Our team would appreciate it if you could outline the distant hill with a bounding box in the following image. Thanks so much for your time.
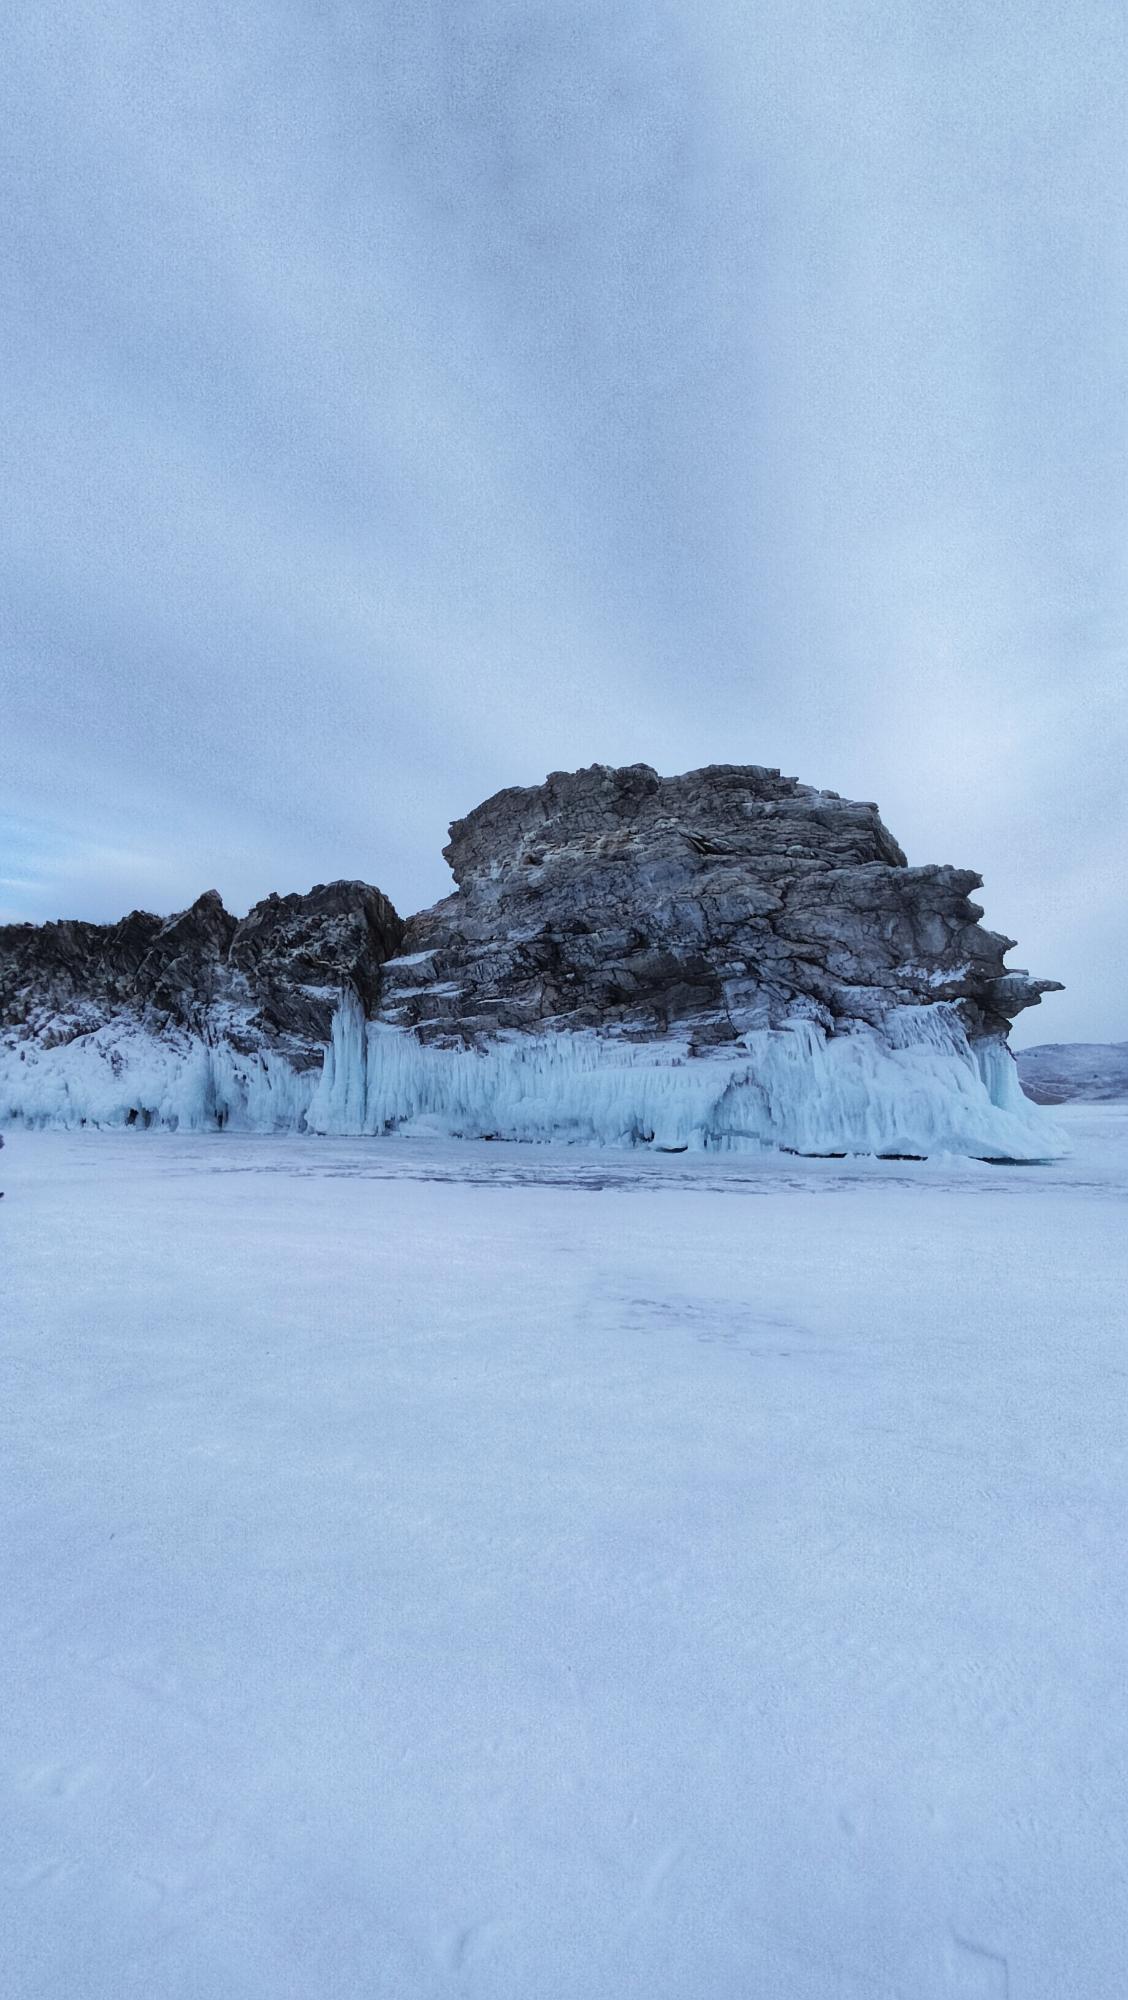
[1017,1043,1128,1104]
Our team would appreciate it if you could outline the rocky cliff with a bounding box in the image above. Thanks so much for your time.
[379,763,1056,1048]
[0,763,1063,1155]
[0,882,402,1071]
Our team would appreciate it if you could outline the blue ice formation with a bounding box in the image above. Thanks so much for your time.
[0,989,1057,1157]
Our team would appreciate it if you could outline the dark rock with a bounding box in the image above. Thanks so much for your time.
[0,880,404,1070]
[379,763,1060,1050]
[229,882,403,1053]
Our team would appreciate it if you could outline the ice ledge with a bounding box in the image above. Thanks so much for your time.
[306,994,1064,1161]
[0,996,1066,1160]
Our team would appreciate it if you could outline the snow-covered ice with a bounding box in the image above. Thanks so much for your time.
[3,1108,1125,1997]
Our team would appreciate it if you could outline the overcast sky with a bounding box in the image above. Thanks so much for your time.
[2,2,1125,1042]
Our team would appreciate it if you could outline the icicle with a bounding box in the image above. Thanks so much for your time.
[0,996,1065,1158]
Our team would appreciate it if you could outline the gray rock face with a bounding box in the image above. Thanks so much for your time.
[0,881,403,1071]
[0,762,1063,1141]
[1017,1043,1128,1104]
[379,763,1060,1050]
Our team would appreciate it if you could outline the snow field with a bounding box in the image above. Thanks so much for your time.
[2,1110,1125,1997]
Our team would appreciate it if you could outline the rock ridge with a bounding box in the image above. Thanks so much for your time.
[0,761,1063,1149]
[0,880,402,1070]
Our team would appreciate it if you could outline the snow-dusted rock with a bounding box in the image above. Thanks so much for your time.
[0,763,1065,1154]
[0,882,403,1128]
[0,881,402,1060]
[1017,1043,1128,1104]
[381,763,1058,1048]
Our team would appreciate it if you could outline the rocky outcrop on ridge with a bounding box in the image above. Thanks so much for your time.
[379,763,1060,1050]
[0,881,403,1071]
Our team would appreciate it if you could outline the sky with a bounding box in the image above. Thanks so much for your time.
[2,1,1125,1044]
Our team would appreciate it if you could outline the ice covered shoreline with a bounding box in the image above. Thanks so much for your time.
[0,993,1063,1159]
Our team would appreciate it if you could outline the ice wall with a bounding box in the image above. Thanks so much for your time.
[0,992,1062,1158]
[0,1017,317,1133]
[306,991,1061,1159]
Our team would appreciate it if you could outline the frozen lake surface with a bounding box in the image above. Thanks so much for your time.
[3,1109,1127,1997]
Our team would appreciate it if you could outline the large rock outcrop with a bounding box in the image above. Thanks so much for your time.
[379,763,1057,1048]
[0,763,1063,1154]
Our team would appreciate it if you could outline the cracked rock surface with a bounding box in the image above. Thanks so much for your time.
[379,763,1060,1050]
[1,762,1060,1074]
[0,882,403,1071]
